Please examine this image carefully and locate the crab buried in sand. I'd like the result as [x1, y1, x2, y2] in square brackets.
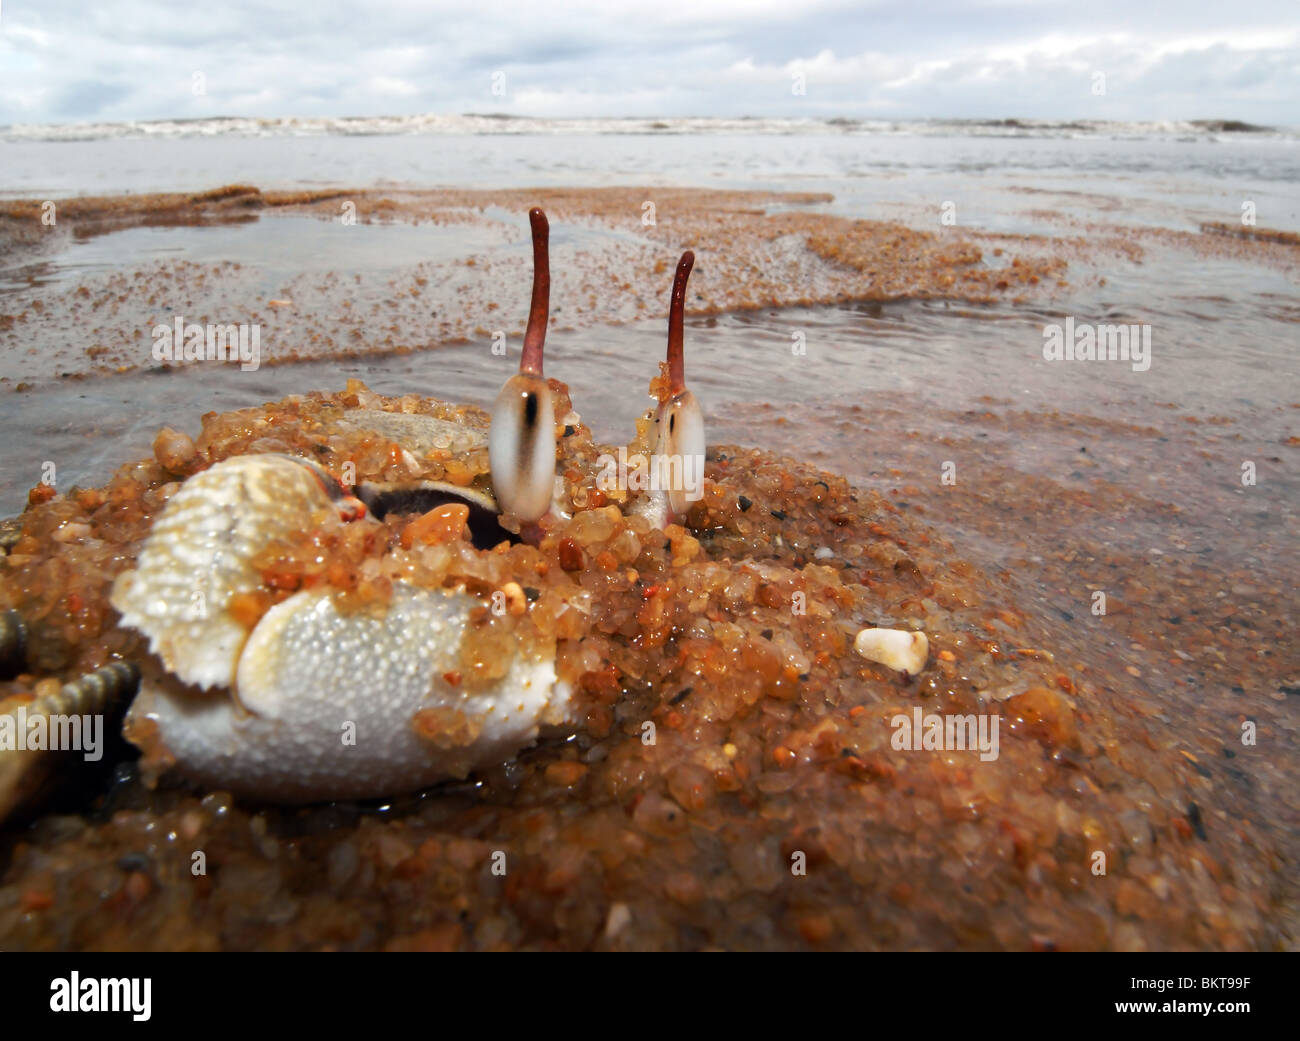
[104, 209, 716, 802]
[3, 208, 938, 816]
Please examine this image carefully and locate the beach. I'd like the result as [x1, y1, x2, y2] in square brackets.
[1, 118, 1297, 949]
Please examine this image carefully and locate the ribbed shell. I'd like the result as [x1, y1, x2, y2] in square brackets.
[110, 455, 342, 691]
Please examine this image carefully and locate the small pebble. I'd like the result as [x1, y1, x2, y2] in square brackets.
[854, 627, 929, 676]
[604, 903, 632, 939]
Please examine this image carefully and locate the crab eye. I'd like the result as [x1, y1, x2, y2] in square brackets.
[656, 390, 705, 516]
[654, 250, 706, 518]
[489, 374, 556, 521]
[489, 208, 557, 522]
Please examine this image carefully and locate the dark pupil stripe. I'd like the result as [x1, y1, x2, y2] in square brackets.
[669, 413, 675, 433]
[517, 391, 540, 475]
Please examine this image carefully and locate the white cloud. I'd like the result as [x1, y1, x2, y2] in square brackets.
[369, 77, 419, 97]
[0, 0, 1295, 124]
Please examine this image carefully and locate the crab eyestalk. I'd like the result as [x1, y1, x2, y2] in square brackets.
[489, 207, 558, 523]
[654, 250, 706, 520]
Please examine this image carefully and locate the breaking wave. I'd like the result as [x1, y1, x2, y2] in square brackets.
[3, 114, 1292, 143]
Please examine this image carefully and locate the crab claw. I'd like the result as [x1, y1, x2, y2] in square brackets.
[654, 250, 705, 519]
[489, 207, 558, 523]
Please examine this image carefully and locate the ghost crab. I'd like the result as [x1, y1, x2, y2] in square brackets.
[2, 207, 935, 818]
[100, 208, 711, 802]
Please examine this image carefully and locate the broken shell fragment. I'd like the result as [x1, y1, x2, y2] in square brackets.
[854, 627, 930, 676]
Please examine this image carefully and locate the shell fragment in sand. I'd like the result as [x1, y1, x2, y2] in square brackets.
[854, 627, 929, 676]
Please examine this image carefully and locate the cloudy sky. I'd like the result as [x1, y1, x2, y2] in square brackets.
[1, 0, 1296, 125]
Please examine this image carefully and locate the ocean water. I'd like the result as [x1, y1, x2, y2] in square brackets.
[2, 117, 1298, 232]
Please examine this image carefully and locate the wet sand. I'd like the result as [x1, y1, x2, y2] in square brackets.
[4, 185, 1295, 390]
[0, 184, 1088, 387]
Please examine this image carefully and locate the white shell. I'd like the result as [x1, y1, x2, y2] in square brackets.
[854, 627, 930, 676]
[127, 584, 571, 801]
[110, 455, 342, 691]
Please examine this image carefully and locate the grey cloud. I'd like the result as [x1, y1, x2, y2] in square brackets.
[0, 0, 1295, 125]
[52, 79, 133, 117]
